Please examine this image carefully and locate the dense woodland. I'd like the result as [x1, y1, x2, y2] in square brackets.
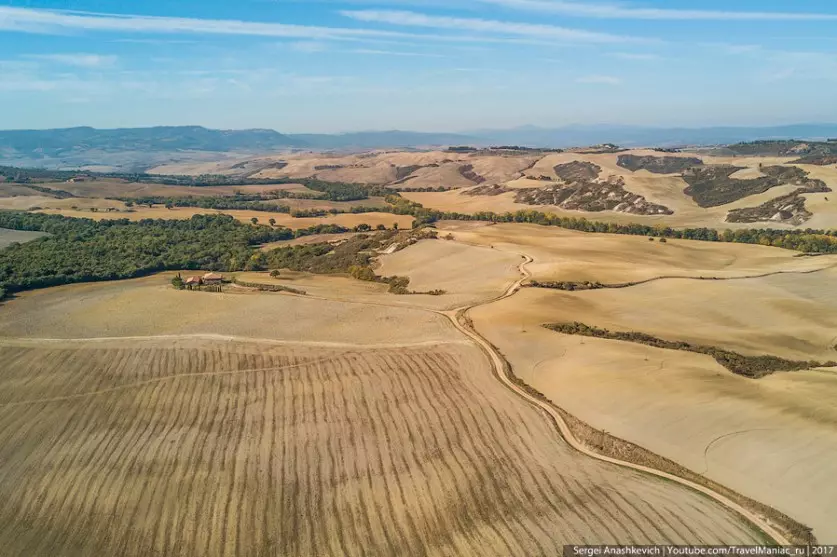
[0, 212, 374, 296]
[121, 194, 390, 217]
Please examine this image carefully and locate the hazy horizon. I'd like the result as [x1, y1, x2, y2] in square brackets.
[1, 0, 836, 133]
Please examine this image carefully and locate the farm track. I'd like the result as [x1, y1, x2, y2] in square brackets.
[526, 262, 837, 291]
[443, 248, 795, 545]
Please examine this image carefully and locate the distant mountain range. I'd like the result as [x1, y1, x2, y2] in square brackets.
[2, 124, 837, 171]
[472, 123, 837, 149]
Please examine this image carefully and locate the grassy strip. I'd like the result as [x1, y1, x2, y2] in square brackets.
[544, 322, 836, 378]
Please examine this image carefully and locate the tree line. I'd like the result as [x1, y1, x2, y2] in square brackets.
[385, 195, 837, 254]
[120, 194, 393, 217]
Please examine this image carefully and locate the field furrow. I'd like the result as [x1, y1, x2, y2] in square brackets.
[0, 339, 766, 556]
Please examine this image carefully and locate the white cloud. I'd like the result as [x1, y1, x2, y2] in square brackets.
[0, 6, 416, 41]
[28, 53, 118, 68]
[475, 0, 837, 21]
[575, 75, 621, 84]
[341, 10, 651, 43]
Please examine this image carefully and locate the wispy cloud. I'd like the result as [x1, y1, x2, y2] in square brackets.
[475, 0, 837, 21]
[0, 6, 418, 41]
[575, 75, 621, 85]
[341, 10, 652, 43]
[28, 53, 118, 68]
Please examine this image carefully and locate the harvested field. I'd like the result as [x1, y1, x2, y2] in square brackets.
[30, 180, 317, 199]
[0, 195, 125, 211]
[0, 227, 45, 248]
[0, 274, 450, 343]
[34, 206, 413, 230]
[436, 222, 837, 284]
[0, 304, 768, 556]
[375, 239, 522, 308]
[0, 183, 50, 197]
[465, 233, 837, 541]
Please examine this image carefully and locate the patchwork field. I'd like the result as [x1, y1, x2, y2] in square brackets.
[4, 143, 836, 549]
[0, 277, 770, 556]
[400, 149, 837, 229]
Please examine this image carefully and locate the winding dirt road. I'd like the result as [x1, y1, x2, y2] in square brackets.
[442, 251, 793, 546]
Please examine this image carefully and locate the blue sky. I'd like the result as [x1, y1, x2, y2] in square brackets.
[0, 0, 836, 132]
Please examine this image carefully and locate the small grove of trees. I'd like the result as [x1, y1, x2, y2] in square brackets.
[171, 273, 185, 290]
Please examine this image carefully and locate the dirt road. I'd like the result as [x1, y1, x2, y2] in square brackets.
[442, 251, 793, 546]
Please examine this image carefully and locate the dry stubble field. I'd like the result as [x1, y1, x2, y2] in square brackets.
[437, 223, 837, 541]
[0, 274, 770, 556]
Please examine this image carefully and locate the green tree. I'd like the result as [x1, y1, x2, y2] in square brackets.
[270, 269, 281, 278]
[251, 217, 259, 225]
[246, 251, 267, 271]
[171, 273, 185, 290]
[269, 218, 276, 227]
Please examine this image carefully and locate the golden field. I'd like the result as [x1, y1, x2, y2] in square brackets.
[0, 274, 769, 556]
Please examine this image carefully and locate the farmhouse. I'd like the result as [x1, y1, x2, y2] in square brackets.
[202, 272, 223, 285]
[185, 276, 201, 288]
